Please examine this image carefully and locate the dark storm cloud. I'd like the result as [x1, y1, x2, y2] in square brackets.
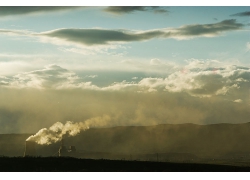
[40, 19, 244, 45]
[104, 6, 169, 15]
[0, 6, 83, 17]
[230, 11, 250, 17]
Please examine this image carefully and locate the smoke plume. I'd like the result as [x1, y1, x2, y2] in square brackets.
[26, 115, 111, 145]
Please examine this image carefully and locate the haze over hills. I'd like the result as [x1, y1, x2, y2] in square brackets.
[1, 122, 250, 162]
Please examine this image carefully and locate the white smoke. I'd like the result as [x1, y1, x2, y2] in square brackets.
[26, 115, 111, 145]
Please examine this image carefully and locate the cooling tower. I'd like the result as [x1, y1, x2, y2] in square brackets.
[24, 141, 36, 157]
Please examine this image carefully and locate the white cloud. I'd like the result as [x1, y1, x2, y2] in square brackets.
[0, 75, 10, 85]
[1, 60, 249, 101]
[103, 81, 137, 91]
[233, 99, 243, 103]
[150, 58, 163, 65]
[85, 75, 98, 78]
[3, 64, 98, 90]
[106, 60, 250, 98]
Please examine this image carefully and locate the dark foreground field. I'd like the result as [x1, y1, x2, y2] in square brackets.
[1, 157, 250, 172]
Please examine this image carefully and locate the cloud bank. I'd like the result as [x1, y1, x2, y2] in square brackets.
[1, 64, 98, 90]
[0, 19, 244, 48]
[1, 60, 249, 102]
[40, 19, 244, 46]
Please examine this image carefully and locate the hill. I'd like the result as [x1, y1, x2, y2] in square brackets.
[1, 157, 250, 172]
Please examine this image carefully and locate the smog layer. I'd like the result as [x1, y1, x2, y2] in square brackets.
[2, 123, 250, 162]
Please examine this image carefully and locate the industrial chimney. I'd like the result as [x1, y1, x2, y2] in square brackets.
[59, 138, 67, 157]
[24, 141, 36, 157]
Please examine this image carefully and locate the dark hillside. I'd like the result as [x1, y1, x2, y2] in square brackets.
[1, 157, 250, 172]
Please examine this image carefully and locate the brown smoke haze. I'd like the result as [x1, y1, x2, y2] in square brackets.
[0, 88, 249, 136]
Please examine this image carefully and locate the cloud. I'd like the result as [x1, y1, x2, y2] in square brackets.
[0, 7, 83, 17]
[233, 99, 243, 103]
[85, 75, 98, 78]
[0, 19, 244, 49]
[0, 6, 169, 19]
[104, 6, 169, 15]
[0, 29, 32, 36]
[3, 64, 98, 90]
[150, 58, 165, 65]
[105, 60, 250, 100]
[230, 11, 250, 17]
[40, 28, 166, 45]
[1, 60, 249, 102]
[173, 19, 244, 38]
[39, 19, 243, 45]
[0, 76, 10, 85]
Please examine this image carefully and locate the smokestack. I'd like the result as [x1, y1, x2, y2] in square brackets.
[59, 137, 67, 157]
[24, 141, 36, 157]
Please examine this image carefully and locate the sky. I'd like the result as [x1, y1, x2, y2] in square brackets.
[0, 5, 250, 134]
